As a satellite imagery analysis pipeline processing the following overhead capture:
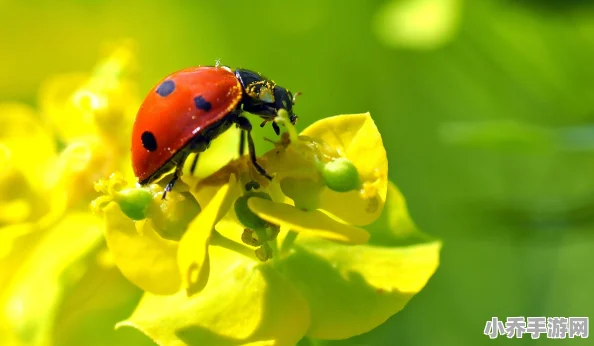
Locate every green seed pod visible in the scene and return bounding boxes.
[322,158,361,192]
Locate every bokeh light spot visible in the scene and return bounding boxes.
[373,0,461,50]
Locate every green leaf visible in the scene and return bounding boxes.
[118,246,311,346]
[273,237,441,339]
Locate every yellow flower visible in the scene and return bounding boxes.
[0,43,144,346]
[0,103,55,227]
[95,110,441,345]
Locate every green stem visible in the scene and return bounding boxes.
[269,237,279,258]
[275,109,299,143]
[280,230,298,254]
[253,227,275,261]
[253,227,268,244]
[210,231,259,261]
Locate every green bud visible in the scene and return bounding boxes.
[115,188,153,220]
[322,158,361,192]
[234,192,272,230]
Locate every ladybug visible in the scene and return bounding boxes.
[131,65,298,198]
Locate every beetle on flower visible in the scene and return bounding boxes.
[93,100,442,345]
[130,65,300,198]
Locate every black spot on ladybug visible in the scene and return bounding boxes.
[194,96,212,111]
[141,131,158,152]
[156,80,175,97]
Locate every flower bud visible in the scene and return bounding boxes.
[114,188,153,221]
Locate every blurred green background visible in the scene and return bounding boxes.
[2,0,594,345]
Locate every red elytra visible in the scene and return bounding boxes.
[130,65,299,197]
[131,66,241,183]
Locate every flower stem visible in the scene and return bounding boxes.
[275,109,299,143]
[210,231,259,261]
[269,237,279,258]
[280,230,298,253]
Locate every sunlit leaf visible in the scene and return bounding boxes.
[274,238,441,339]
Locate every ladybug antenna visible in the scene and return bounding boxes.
[292,91,302,105]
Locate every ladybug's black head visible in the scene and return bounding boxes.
[235,68,298,125]
[274,85,298,125]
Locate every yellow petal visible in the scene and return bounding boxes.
[118,245,310,346]
[0,223,36,260]
[103,203,180,295]
[386,180,418,235]
[0,159,43,225]
[216,204,250,241]
[49,136,118,208]
[0,102,56,186]
[0,224,40,307]
[0,213,102,345]
[300,113,388,226]
[178,176,237,296]
[38,73,93,141]
[277,238,442,339]
[366,180,435,247]
[38,45,138,146]
[248,198,369,244]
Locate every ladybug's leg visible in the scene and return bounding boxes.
[163,151,190,200]
[189,153,200,175]
[239,130,246,156]
[241,103,281,135]
[235,116,272,180]
[163,174,179,200]
[258,119,280,136]
[272,122,281,136]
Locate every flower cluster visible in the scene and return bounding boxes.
[93,102,442,344]
[0,43,141,345]
[0,40,440,345]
